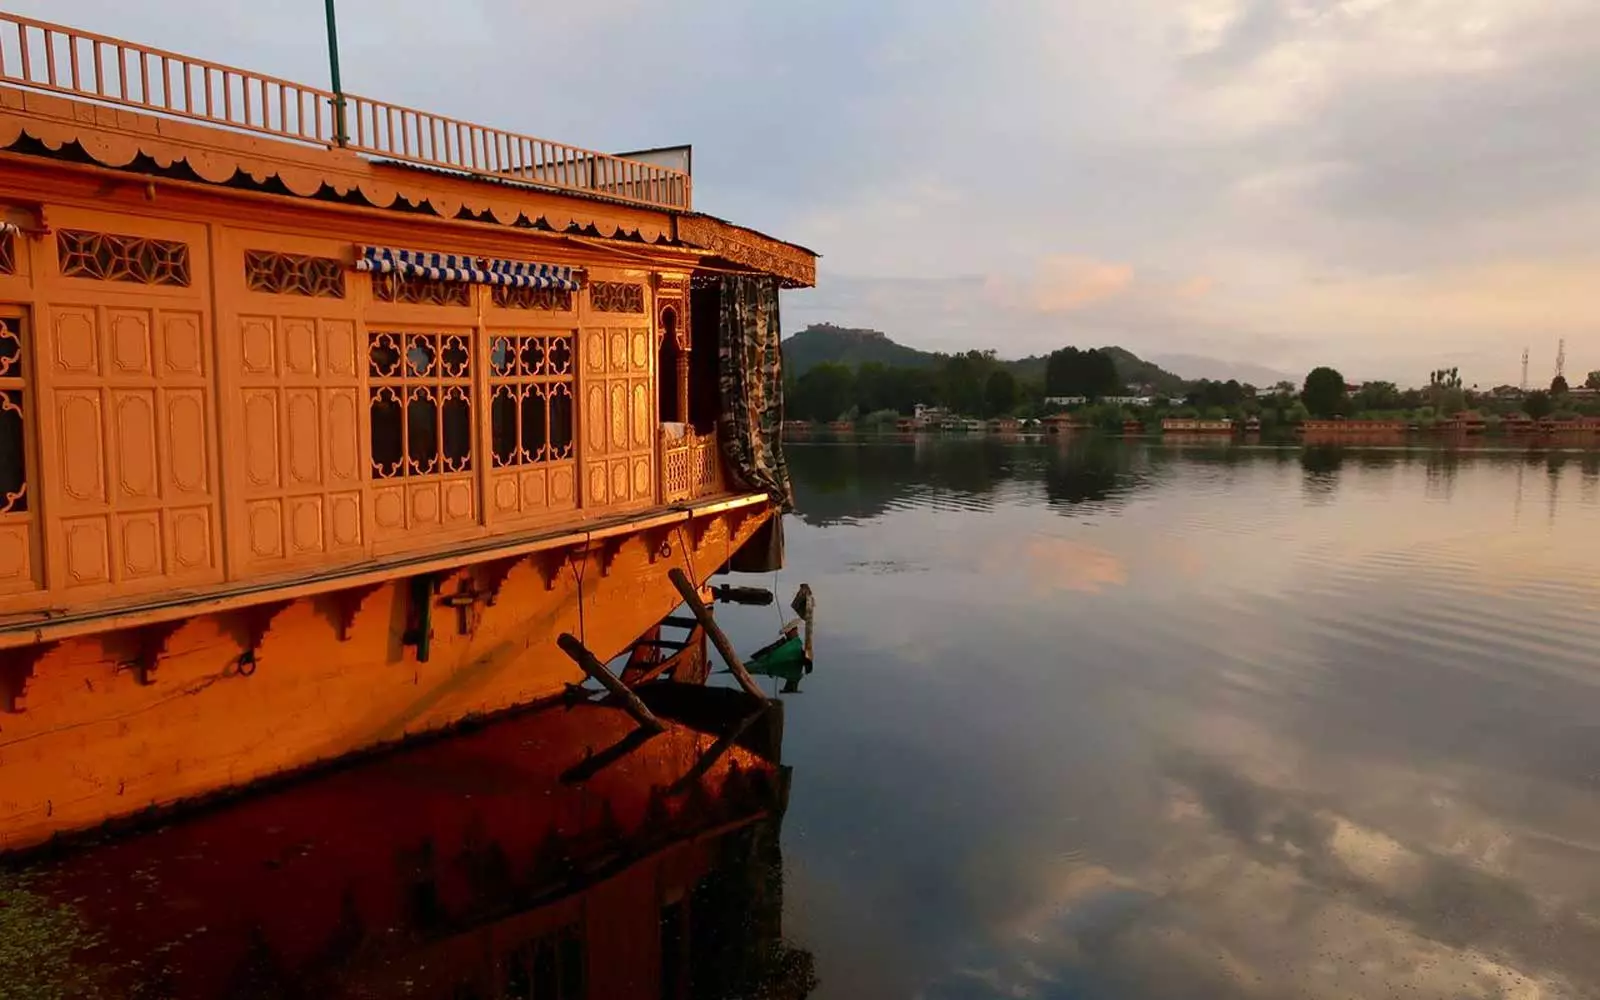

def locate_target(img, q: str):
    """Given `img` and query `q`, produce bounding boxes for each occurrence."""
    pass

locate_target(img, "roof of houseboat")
[0,11,816,287]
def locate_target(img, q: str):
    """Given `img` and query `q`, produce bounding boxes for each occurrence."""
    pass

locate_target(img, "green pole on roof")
[324,0,348,146]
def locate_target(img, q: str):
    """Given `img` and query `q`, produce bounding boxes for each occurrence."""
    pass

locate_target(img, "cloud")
[22,0,1600,384]
[983,255,1137,315]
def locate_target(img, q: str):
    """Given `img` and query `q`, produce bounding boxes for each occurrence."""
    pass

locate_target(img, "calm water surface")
[765,438,1600,1000]
[9,438,1600,1000]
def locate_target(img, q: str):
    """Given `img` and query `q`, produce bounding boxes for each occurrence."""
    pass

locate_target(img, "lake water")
[764,438,1600,1000]
[9,437,1600,999]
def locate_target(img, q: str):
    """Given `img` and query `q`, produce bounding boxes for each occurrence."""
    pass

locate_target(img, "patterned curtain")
[718,275,793,509]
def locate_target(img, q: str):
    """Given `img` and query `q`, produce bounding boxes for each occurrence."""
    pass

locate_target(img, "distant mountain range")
[781,324,1282,390]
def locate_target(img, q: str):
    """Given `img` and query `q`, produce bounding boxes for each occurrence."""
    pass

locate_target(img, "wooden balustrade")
[0,12,690,210]
[660,426,723,504]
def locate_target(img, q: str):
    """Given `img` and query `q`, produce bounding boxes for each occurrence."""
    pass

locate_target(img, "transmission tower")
[1521,347,1529,391]
[1555,338,1566,381]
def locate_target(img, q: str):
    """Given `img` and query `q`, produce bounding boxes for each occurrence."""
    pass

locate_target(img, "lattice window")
[368,331,473,479]
[370,271,471,307]
[492,284,573,311]
[57,229,191,287]
[0,316,27,515]
[244,250,346,298]
[590,281,644,313]
[488,332,575,467]
[0,229,14,276]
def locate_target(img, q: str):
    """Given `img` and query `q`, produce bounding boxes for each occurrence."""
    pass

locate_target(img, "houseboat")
[1299,418,1408,441]
[0,13,814,851]
[1041,413,1086,435]
[1161,417,1234,435]
[6,689,802,999]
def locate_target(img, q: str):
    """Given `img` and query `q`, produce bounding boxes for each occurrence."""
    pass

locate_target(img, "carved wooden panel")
[579,322,654,511]
[40,304,219,591]
[234,313,365,568]
[370,271,470,307]
[244,250,346,298]
[590,281,644,313]
[0,312,38,595]
[492,284,572,311]
[0,229,14,276]
[57,229,191,287]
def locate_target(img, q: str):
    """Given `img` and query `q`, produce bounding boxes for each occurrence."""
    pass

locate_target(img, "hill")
[780,324,1185,392]
[780,324,937,374]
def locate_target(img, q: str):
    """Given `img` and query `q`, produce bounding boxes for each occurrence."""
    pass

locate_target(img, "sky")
[22,0,1600,385]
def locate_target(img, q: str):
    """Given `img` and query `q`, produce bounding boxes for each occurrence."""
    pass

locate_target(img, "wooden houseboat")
[0,13,814,851]
[1161,417,1234,435]
[1041,413,1086,435]
[1299,418,1408,442]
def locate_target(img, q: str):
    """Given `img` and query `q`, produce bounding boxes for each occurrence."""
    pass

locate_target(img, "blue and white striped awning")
[354,245,581,290]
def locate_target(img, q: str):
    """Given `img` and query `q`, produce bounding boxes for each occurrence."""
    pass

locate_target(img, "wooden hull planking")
[0,502,771,852]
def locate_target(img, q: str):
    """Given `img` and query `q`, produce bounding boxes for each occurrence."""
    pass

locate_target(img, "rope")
[568,548,588,650]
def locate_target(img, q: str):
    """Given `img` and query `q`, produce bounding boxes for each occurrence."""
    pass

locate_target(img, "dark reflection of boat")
[1,689,813,1000]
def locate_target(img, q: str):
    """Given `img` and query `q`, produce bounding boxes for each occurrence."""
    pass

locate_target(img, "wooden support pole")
[668,568,767,702]
[557,633,665,732]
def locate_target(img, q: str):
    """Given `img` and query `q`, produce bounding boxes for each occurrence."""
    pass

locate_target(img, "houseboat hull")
[0,499,772,852]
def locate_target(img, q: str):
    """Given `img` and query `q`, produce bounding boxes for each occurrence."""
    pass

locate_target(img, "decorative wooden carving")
[0,644,53,713]
[491,284,572,311]
[238,600,293,669]
[370,271,470,307]
[331,583,386,641]
[244,250,346,298]
[57,228,191,287]
[0,316,26,517]
[120,621,186,686]
[661,428,722,504]
[0,228,14,276]
[593,535,627,577]
[482,556,523,606]
[590,281,644,313]
[677,215,816,288]
[368,331,473,479]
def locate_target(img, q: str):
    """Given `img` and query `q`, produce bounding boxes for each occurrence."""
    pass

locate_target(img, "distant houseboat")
[1042,414,1087,434]
[826,420,855,435]
[1299,419,1408,439]
[782,420,815,438]
[1121,419,1144,435]
[989,417,1021,434]
[1162,418,1234,434]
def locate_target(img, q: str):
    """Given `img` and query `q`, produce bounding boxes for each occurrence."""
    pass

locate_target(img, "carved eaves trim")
[676,213,817,288]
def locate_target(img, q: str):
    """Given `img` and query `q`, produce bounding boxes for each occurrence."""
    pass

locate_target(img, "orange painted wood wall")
[0,183,699,617]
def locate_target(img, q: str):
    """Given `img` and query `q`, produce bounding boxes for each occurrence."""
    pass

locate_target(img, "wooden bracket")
[482,556,524,606]
[644,525,675,564]
[332,583,386,642]
[533,549,568,592]
[0,644,55,714]
[594,535,627,578]
[238,601,292,671]
[122,621,185,687]
[728,506,758,543]
[686,515,717,553]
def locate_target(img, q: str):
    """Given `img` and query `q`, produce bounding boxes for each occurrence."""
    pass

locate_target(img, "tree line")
[785,352,1600,426]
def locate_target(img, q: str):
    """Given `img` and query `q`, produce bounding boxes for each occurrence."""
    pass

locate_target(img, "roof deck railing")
[0,11,691,210]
